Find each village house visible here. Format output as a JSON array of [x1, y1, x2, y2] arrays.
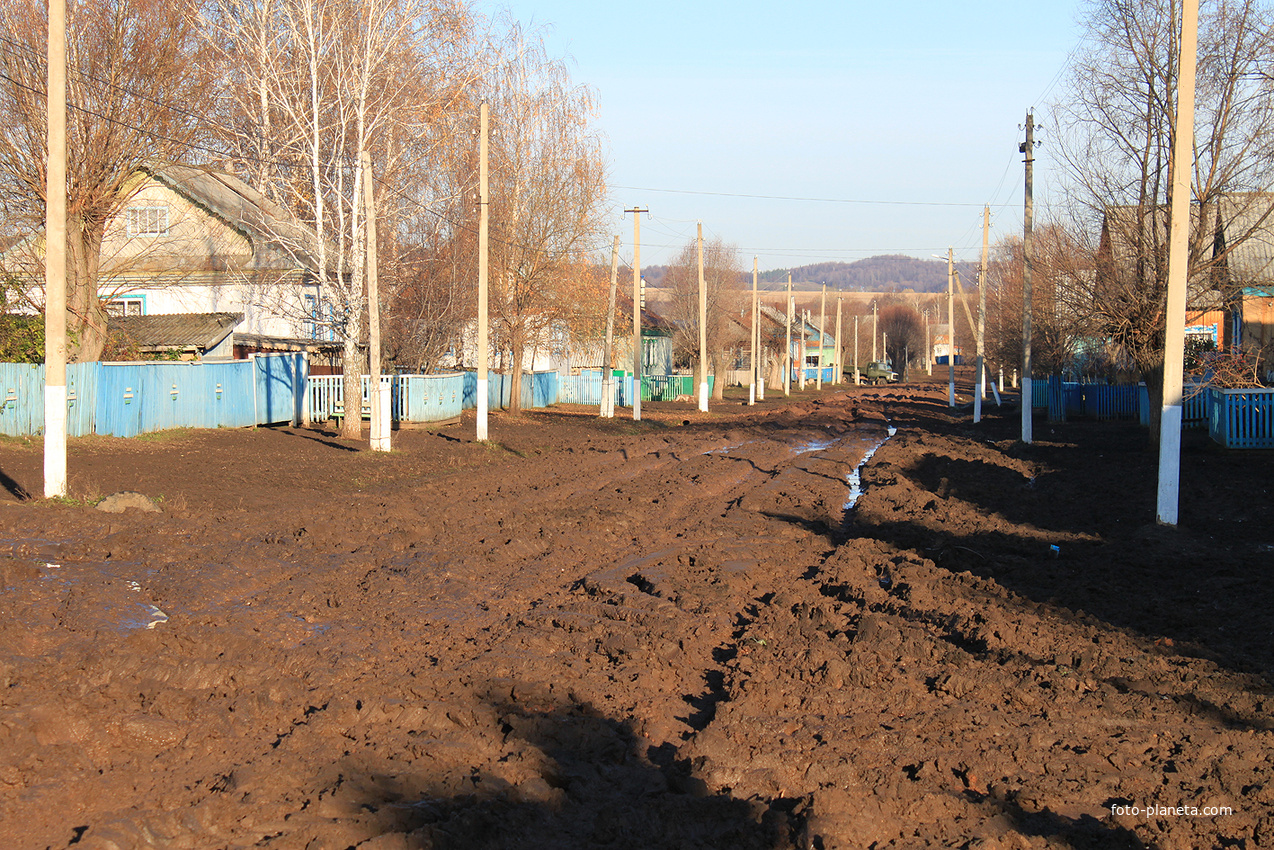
[[2, 163, 342, 365]]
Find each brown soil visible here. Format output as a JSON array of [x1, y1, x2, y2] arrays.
[[0, 375, 1271, 850]]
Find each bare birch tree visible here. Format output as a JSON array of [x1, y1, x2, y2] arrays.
[[206, 0, 480, 437], [663, 236, 744, 400], [485, 21, 607, 413]]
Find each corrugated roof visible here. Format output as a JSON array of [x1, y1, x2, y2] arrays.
[[109, 312, 242, 351]]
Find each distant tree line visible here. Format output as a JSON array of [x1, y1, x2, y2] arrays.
[[757, 255, 948, 293]]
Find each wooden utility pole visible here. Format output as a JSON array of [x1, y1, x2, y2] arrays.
[[799, 310, 808, 390], [697, 221, 708, 412], [1021, 111, 1035, 443], [976, 205, 990, 423], [925, 310, 932, 376], [946, 247, 956, 407], [750, 257, 758, 405], [627, 207, 646, 420], [1158, 0, 1199, 525], [872, 302, 878, 362], [784, 272, 792, 396], [476, 102, 490, 441], [601, 234, 620, 418], [835, 296, 842, 385], [854, 316, 860, 384], [44, 0, 67, 498], [816, 285, 826, 390], [361, 151, 389, 451]]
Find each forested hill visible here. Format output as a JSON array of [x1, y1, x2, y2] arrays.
[[758, 255, 948, 292]]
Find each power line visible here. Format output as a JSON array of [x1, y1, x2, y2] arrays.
[[614, 184, 1013, 209]]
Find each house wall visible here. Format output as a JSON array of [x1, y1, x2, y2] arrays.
[[100, 179, 253, 272], [101, 276, 315, 339], [1242, 294, 1274, 369], [1185, 307, 1225, 347]]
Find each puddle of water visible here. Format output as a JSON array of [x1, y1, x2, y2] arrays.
[[844, 422, 897, 510], [791, 436, 840, 454]]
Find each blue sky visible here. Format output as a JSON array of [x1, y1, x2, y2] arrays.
[[486, 1, 1085, 271]]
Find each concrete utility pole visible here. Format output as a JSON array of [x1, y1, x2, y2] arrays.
[[1158, 0, 1199, 526], [975, 205, 990, 423], [835, 296, 842, 385], [750, 257, 758, 405], [947, 247, 956, 407], [44, 0, 67, 498], [854, 316, 861, 384], [361, 151, 389, 451], [1021, 111, 1035, 443], [799, 310, 808, 390], [697, 222, 708, 412], [626, 207, 647, 420], [816, 285, 826, 390], [601, 234, 620, 418], [927, 309, 937, 374], [784, 272, 792, 396], [872, 302, 878, 362], [476, 102, 490, 441]]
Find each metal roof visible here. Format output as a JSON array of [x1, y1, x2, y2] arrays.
[[144, 164, 321, 273], [108, 312, 242, 352]]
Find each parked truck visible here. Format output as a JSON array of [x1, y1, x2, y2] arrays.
[[856, 360, 898, 385]]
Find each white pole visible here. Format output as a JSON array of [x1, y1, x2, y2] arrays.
[[835, 296, 842, 385], [854, 316, 860, 385], [601, 234, 619, 418], [784, 272, 792, 396], [477, 102, 489, 441], [947, 247, 956, 407], [1157, 0, 1198, 526], [697, 222, 708, 412], [816, 285, 826, 390], [43, 0, 67, 497], [749, 257, 757, 405], [975, 206, 989, 423]]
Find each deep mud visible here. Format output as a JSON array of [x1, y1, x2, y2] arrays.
[[0, 377, 1271, 850]]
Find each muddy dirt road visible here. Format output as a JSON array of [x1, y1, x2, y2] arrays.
[[0, 383, 1270, 849]]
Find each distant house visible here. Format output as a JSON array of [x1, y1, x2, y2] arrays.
[[3, 163, 342, 366]]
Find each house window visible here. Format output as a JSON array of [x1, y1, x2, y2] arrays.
[[104, 297, 144, 317], [304, 293, 318, 339], [126, 206, 169, 237]]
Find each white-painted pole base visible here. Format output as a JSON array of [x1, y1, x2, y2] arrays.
[[633, 375, 641, 421], [476, 377, 489, 441], [44, 385, 67, 498], [698, 381, 709, 413], [600, 378, 613, 418], [1156, 404, 1183, 525], [748, 382, 755, 405], [372, 382, 392, 451]]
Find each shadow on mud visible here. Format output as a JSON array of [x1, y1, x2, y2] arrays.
[[340, 697, 806, 849], [0, 468, 30, 500], [852, 408, 1274, 686]]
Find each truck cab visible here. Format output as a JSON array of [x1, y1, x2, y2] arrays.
[[860, 360, 898, 385]]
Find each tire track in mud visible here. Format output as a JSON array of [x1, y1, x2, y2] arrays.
[[5, 393, 1270, 849]]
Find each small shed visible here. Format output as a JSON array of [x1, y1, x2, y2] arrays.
[[106, 312, 241, 360]]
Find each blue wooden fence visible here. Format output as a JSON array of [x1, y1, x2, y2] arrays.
[[1031, 378, 1211, 430], [559, 370, 631, 407], [0, 354, 305, 438], [1208, 387, 1274, 448]]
